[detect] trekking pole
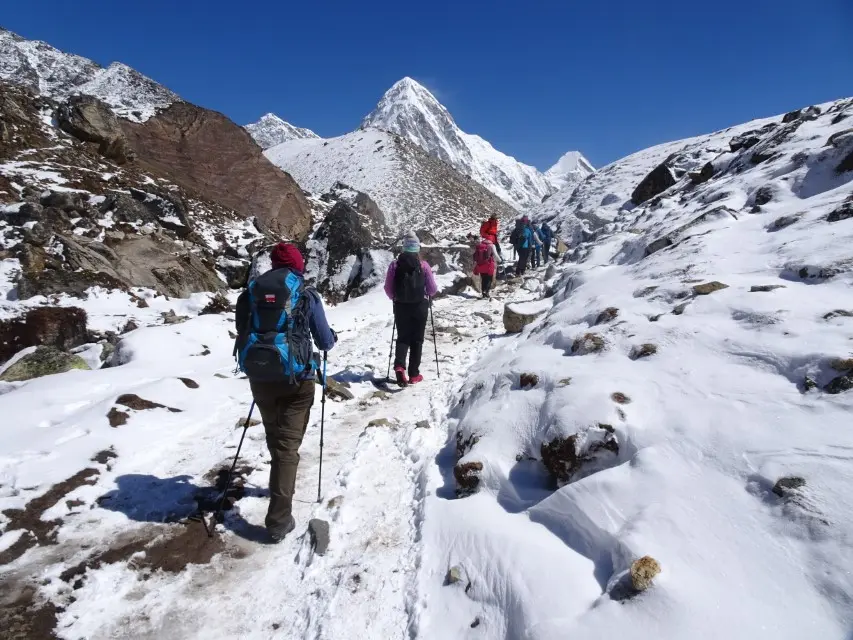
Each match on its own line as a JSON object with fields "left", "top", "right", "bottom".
{"left": 429, "top": 298, "right": 440, "bottom": 378}
{"left": 386, "top": 320, "right": 396, "bottom": 381}
{"left": 317, "top": 351, "right": 327, "bottom": 503}
{"left": 210, "top": 400, "right": 255, "bottom": 534}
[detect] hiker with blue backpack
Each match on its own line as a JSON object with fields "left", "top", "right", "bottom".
{"left": 235, "top": 242, "right": 337, "bottom": 542}
{"left": 384, "top": 231, "right": 438, "bottom": 386}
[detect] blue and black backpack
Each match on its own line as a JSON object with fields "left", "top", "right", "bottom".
{"left": 238, "top": 267, "right": 315, "bottom": 382}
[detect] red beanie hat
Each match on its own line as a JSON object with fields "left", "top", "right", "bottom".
{"left": 270, "top": 242, "right": 304, "bottom": 273}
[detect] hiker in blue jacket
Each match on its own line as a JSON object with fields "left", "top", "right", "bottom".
{"left": 539, "top": 222, "right": 554, "bottom": 264}
{"left": 511, "top": 216, "right": 535, "bottom": 276}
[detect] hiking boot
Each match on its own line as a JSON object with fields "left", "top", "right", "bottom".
{"left": 268, "top": 515, "right": 295, "bottom": 543}
{"left": 394, "top": 366, "right": 409, "bottom": 387}
{"left": 409, "top": 374, "right": 424, "bottom": 384}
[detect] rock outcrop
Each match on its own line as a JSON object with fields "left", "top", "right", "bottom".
{"left": 119, "top": 103, "right": 312, "bottom": 240}
{"left": 0, "top": 306, "right": 88, "bottom": 364}
{"left": 57, "top": 95, "right": 134, "bottom": 164}
{"left": 0, "top": 346, "right": 90, "bottom": 382}
{"left": 631, "top": 157, "right": 678, "bottom": 205}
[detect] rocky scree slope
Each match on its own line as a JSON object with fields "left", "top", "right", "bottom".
{"left": 0, "top": 27, "right": 312, "bottom": 239}
{"left": 266, "top": 127, "right": 518, "bottom": 238}
{"left": 0, "top": 80, "right": 277, "bottom": 311}
{"left": 245, "top": 113, "right": 319, "bottom": 150}
{"left": 435, "top": 97, "right": 853, "bottom": 637}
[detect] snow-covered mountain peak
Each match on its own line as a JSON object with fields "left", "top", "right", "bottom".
{"left": 0, "top": 27, "right": 178, "bottom": 122}
{"left": 245, "top": 113, "right": 319, "bottom": 149}
{"left": 361, "top": 76, "right": 556, "bottom": 210}
{"left": 545, "top": 150, "right": 596, "bottom": 192}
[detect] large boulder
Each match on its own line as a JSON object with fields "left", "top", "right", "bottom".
{"left": 119, "top": 102, "right": 312, "bottom": 240}
{"left": 631, "top": 157, "right": 678, "bottom": 205}
{"left": 323, "top": 182, "right": 388, "bottom": 237}
{"left": 311, "top": 201, "right": 378, "bottom": 302}
{"left": 57, "top": 95, "right": 134, "bottom": 164}
{"left": 0, "top": 346, "right": 90, "bottom": 382}
{"left": 503, "top": 301, "right": 546, "bottom": 333}
{"left": 540, "top": 424, "right": 619, "bottom": 486}
{"left": 0, "top": 306, "right": 88, "bottom": 364}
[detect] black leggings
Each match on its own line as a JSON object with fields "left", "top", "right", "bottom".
{"left": 393, "top": 301, "right": 429, "bottom": 376}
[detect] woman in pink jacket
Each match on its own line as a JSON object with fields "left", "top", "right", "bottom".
{"left": 384, "top": 231, "right": 438, "bottom": 386}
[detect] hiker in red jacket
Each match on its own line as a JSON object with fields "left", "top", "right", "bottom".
{"left": 473, "top": 237, "right": 502, "bottom": 299}
{"left": 479, "top": 213, "right": 503, "bottom": 257}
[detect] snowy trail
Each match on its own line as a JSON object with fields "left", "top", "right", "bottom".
{"left": 0, "top": 281, "right": 529, "bottom": 639}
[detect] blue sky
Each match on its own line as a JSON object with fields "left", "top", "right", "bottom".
{"left": 3, "top": 0, "right": 851, "bottom": 169}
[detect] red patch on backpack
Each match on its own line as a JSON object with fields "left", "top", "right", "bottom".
{"left": 264, "top": 294, "right": 276, "bottom": 303}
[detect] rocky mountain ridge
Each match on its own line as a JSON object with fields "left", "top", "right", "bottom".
{"left": 0, "top": 27, "right": 313, "bottom": 241}
{"left": 244, "top": 113, "right": 319, "bottom": 150}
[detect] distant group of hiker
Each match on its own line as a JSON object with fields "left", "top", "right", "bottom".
{"left": 474, "top": 212, "right": 556, "bottom": 296}
{"left": 229, "top": 213, "right": 557, "bottom": 543}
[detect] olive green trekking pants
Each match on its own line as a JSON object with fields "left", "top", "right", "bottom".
{"left": 249, "top": 378, "right": 315, "bottom": 530}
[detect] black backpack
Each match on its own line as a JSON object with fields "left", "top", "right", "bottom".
{"left": 237, "top": 267, "right": 315, "bottom": 382}
{"left": 509, "top": 222, "right": 524, "bottom": 248}
{"left": 394, "top": 253, "right": 425, "bottom": 304}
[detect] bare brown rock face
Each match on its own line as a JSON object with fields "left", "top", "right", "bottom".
{"left": 120, "top": 102, "right": 312, "bottom": 240}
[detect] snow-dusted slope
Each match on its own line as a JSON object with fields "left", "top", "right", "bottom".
{"left": 545, "top": 150, "right": 596, "bottom": 192}
{"left": 0, "top": 27, "right": 178, "bottom": 122}
{"left": 422, "top": 97, "right": 853, "bottom": 637}
{"left": 362, "top": 77, "right": 565, "bottom": 210}
{"left": 245, "top": 113, "right": 319, "bottom": 149}
{"left": 265, "top": 128, "right": 518, "bottom": 236}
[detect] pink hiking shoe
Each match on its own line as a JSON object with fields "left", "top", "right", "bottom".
{"left": 394, "top": 366, "right": 409, "bottom": 387}
{"left": 409, "top": 374, "right": 424, "bottom": 384}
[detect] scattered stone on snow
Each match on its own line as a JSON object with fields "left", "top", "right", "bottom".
{"left": 630, "top": 344, "right": 659, "bottom": 360}
{"left": 595, "top": 307, "right": 619, "bottom": 325}
{"left": 178, "top": 377, "right": 199, "bottom": 389}
{"left": 445, "top": 565, "right": 464, "bottom": 585}
{"left": 672, "top": 302, "right": 691, "bottom": 315}
{"left": 107, "top": 408, "right": 129, "bottom": 428}
{"left": 631, "top": 157, "right": 678, "bottom": 205}
{"left": 0, "top": 346, "right": 90, "bottom": 382}
{"left": 830, "top": 358, "right": 853, "bottom": 372}
{"left": 804, "top": 376, "right": 819, "bottom": 392}
{"left": 199, "top": 293, "right": 234, "bottom": 315}
{"left": 688, "top": 161, "right": 714, "bottom": 185}
{"left": 630, "top": 556, "right": 662, "bottom": 591}
{"left": 540, "top": 424, "right": 619, "bottom": 486}
{"left": 454, "top": 461, "right": 484, "bottom": 497}
{"left": 557, "top": 377, "right": 572, "bottom": 387}
{"left": 473, "top": 311, "right": 492, "bottom": 322}
{"left": 115, "top": 393, "right": 182, "bottom": 413}
{"left": 367, "top": 418, "right": 394, "bottom": 428}
{"left": 824, "top": 374, "right": 853, "bottom": 395}
{"left": 770, "top": 214, "right": 801, "bottom": 230}
{"left": 308, "top": 519, "right": 330, "bottom": 556}
{"left": 633, "top": 285, "right": 659, "bottom": 298}
{"left": 692, "top": 281, "right": 729, "bottom": 295}
{"left": 649, "top": 314, "right": 663, "bottom": 322}
{"left": 773, "top": 476, "right": 806, "bottom": 498}
{"left": 415, "top": 420, "right": 431, "bottom": 429}
{"left": 571, "top": 333, "right": 605, "bottom": 355}
{"left": 161, "top": 310, "right": 189, "bottom": 325}
{"left": 519, "top": 373, "right": 540, "bottom": 389}
{"left": 611, "top": 392, "right": 632, "bottom": 404}
{"left": 827, "top": 200, "right": 853, "bottom": 223}
{"left": 750, "top": 285, "right": 786, "bottom": 292}
{"left": 214, "top": 373, "right": 229, "bottom": 379}
{"left": 325, "top": 377, "right": 355, "bottom": 401}
{"left": 121, "top": 319, "right": 139, "bottom": 334}
{"left": 823, "top": 310, "right": 853, "bottom": 320}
